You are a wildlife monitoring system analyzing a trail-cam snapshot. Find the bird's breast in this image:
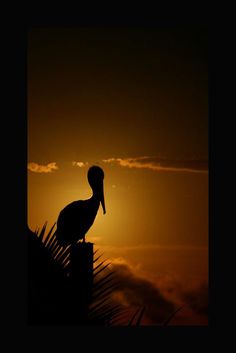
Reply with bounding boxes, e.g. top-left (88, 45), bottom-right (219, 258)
top-left (57, 199), bottom-right (100, 239)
